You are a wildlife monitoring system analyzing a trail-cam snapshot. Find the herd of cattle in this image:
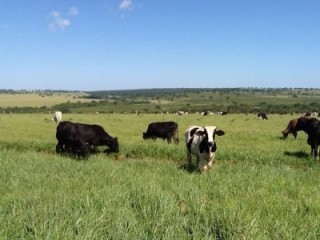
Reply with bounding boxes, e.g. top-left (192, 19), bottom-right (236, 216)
top-left (51, 111), bottom-right (320, 172)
